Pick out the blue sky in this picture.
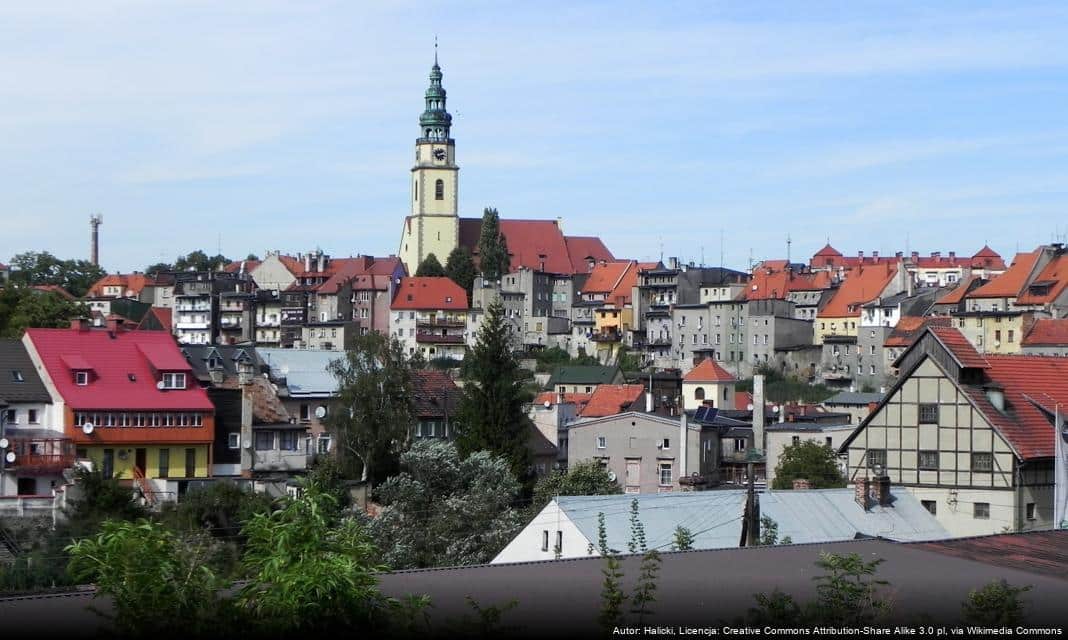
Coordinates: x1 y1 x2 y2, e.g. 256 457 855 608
3 1 1068 273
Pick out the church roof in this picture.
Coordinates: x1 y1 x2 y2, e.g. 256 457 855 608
458 218 614 276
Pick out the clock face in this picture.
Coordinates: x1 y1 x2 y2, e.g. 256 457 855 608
433 148 446 161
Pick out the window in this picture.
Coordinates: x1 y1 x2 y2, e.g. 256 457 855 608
228 433 240 449
158 448 170 479
11 370 24 382
280 431 299 451
555 531 563 555
1026 502 1036 521
435 179 444 200
255 431 274 451
867 448 887 471
918 450 939 470
658 463 672 486
922 500 937 515
734 438 746 452
661 438 670 450
585 386 593 393
185 448 196 478
541 530 549 552
161 373 186 389
597 436 606 449
300 404 311 422
4 409 15 424
918 403 939 424
1008 330 1015 343
825 437 833 447
971 452 993 472
974 502 990 519
318 435 332 454
75 371 89 386
27 409 38 424
694 387 705 401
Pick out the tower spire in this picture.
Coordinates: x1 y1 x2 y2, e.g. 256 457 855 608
419 43 452 142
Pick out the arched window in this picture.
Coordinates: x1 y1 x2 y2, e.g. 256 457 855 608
694 387 705 401
435 179 444 200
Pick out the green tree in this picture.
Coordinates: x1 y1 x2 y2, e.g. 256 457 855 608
771 440 846 490
476 208 510 280
810 552 890 625
7 251 106 297
327 332 415 484
962 579 1032 626
627 499 661 625
63 468 149 539
143 262 173 275
245 253 260 261
304 455 353 513
415 253 447 277
370 440 523 569
758 514 792 546
672 525 695 551
173 250 229 272
596 511 626 634
238 489 390 633
455 298 531 480
747 589 803 626
445 245 477 295
0 287 89 338
531 460 621 514
66 519 227 637
158 481 273 540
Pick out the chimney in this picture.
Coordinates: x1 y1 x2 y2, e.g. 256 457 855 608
911 251 919 260
855 477 871 510
318 253 327 273
792 478 811 490
874 475 892 507
872 251 879 259
752 374 766 454
646 391 654 413
238 360 255 477
895 251 903 258
106 317 124 335
948 251 956 261
304 253 312 272
679 410 688 478
858 250 864 260
70 318 90 332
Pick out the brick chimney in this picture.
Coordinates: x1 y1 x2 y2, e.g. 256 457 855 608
855 477 871 510
792 478 811 490
106 317 125 335
70 318 90 332
874 475 892 507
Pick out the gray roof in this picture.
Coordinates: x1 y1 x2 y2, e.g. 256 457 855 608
823 390 884 406
556 488 947 553
0 339 51 405
257 348 345 397
180 344 262 382
547 365 621 387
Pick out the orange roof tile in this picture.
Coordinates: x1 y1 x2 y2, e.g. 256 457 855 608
391 277 468 310
814 244 843 257
968 251 1042 299
935 275 980 306
884 316 952 348
87 273 156 297
683 358 736 383
577 384 646 418
533 391 593 408
746 264 832 300
1016 254 1068 306
927 326 989 369
1022 318 1068 347
818 263 899 318
458 218 615 275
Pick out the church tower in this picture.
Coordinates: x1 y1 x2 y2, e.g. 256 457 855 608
399 50 460 275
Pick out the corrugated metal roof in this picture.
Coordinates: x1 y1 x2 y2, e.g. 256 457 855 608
258 348 345 397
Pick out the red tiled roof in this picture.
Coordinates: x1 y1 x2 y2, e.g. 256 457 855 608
970 245 1007 271
411 370 461 418
581 261 649 306
533 391 593 409
564 236 615 274
25 327 214 411
458 218 615 275
819 263 899 318
391 277 468 310
968 251 1042 299
934 275 980 306
927 326 990 369
814 244 843 257
734 391 753 409
87 273 156 297
1016 254 1068 305
150 307 172 332
746 264 832 300
683 358 736 383
317 256 404 294
973 245 1001 259
884 316 952 348
1022 318 1068 347
223 260 261 274
577 384 646 418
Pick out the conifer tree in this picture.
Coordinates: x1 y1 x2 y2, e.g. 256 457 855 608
445 246 476 294
477 208 510 280
415 253 446 277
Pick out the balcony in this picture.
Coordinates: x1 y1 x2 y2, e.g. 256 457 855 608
220 318 243 329
256 317 281 327
416 332 465 344
417 317 466 328
647 337 673 347
5 437 76 475
591 330 623 342
175 321 210 330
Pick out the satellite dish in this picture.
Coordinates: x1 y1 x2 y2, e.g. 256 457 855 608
607 471 617 482
156 380 166 390
82 423 95 435
0 438 8 449
544 400 552 408
314 406 327 419
773 405 780 413
746 403 754 411
4 452 14 464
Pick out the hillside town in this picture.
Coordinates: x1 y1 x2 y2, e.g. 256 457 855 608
2 44 1068 638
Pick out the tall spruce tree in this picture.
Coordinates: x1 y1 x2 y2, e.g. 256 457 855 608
445 246 476 294
415 253 446 277
477 208 510 280
455 298 530 479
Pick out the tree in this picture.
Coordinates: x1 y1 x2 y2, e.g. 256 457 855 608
810 552 890 625
7 251 105 297
238 489 391 633
455 298 531 480
445 246 476 295
415 253 446 277
672 525 695 552
143 262 173 275
771 440 846 490
66 520 227 637
758 514 792 546
327 332 415 485
63 468 149 539
369 440 523 569
0 287 89 338
158 481 273 540
962 579 1032 626
531 460 621 514
173 250 229 272
245 253 260 261
476 207 510 280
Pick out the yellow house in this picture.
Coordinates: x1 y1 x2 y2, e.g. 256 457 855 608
950 311 1032 355
816 264 902 344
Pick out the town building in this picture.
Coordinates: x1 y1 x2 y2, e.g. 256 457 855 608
258 347 343 457
547 365 624 394
390 276 469 361
1021 318 1068 356
680 358 736 412
411 369 461 441
764 421 855 488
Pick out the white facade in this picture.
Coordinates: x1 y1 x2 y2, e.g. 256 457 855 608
491 499 593 563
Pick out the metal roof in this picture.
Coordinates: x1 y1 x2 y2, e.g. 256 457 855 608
258 347 345 397
0 339 51 404
823 390 884 405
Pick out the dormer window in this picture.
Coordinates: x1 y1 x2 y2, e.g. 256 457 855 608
11 370 24 383
75 371 89 386
161 373 187 389
208 357 221 370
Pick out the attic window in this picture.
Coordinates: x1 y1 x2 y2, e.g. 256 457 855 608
11 370 24 383
445 296 453 303
208 357 221 369
128 373 137 382
75 371 89 386
407 294 413 302
161 373 186 390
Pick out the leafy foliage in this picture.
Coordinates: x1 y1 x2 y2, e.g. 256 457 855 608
596 512 627 633
7 251 106 298
672 525 695 551
370 440 523 569
476 207 510 280
747 589 803 626
304 455 355 512
174 250 230 272
415 252 446 277
0 286 89 338
444 596 520 638
758 514 792 545
158 481 273 540
962 579 1032 626
67 520 227 637
327 332 415 484
64 468 149 539
445 245 477 295
771 440 846 490
736 365 837 404
455 299 532 480
531 460 621 514
627 499 660 625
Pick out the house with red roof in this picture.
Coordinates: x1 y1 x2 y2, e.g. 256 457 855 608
391 276 469 360
841 324 1066 536
1021 318 1068 356
681 359 737 411
815 262 905 345
578 260 655 360
963 249 1047 312
809 244 1005 288
23 319 216 504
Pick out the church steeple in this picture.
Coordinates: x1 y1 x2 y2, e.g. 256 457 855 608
419 44 452 142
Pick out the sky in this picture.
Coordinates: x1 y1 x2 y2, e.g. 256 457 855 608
3 0 1068 273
